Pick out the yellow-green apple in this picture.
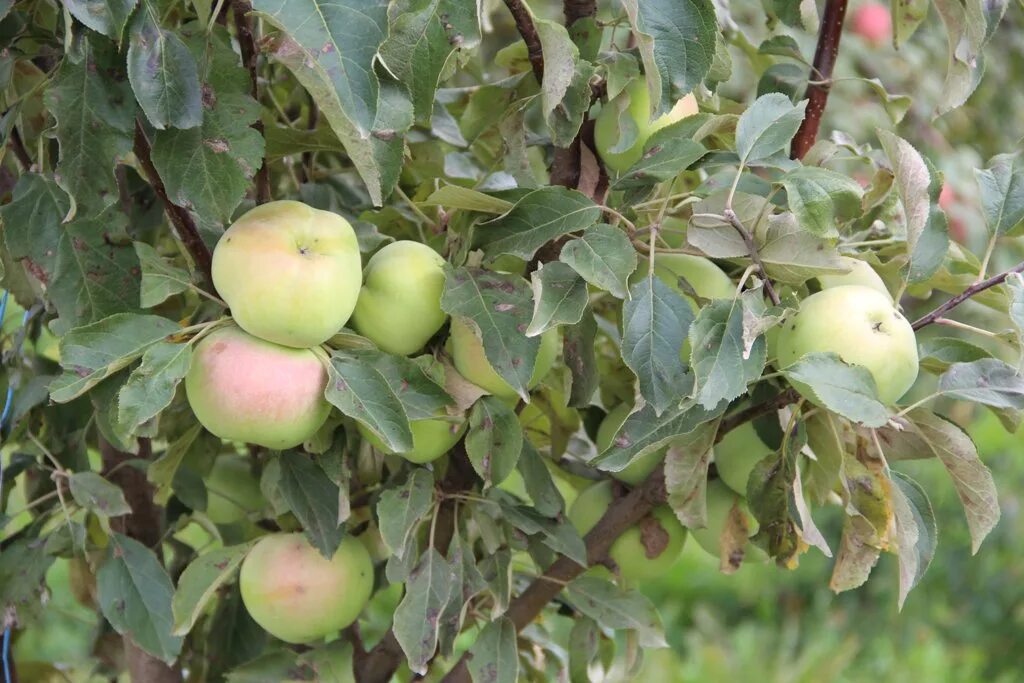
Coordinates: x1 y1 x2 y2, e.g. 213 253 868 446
776 285 919 404
714 422 774 496
447 318 559 399
815 256 891 301
239 533 373 643
351 241 448 355
357 413 466 464
185 325 331 449
691 479 767 562
569 480 686 581
632 253 734 313
594 80 699 172
204 455 264 523
213 200 362 348
596 403 665 486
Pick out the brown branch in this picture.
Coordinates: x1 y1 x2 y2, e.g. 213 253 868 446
439 390 800 683
133 121 217 293
911 260 1024 330
8 127 31 171
232 0 271 204
790 0 849 160
564 0 596 25
100 438 182 683
503 0 544 84
723 208 781 305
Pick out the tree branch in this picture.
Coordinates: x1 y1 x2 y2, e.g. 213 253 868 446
911 260 1024 330
232 0 271 204
503 0 544 84
100 438 182 683
132 121 217 293
790 0 849 160
723 208 781 305
439 390 800 683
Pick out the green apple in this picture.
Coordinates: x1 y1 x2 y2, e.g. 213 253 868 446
569 480 686 582
205 455 264 524
632 253 734 313
498 461 581 510
690 479 767 562
357 413 466 464
776 285 919 404
816 256 891 301
185 325 331 449
596 403 664 486
714 422 775 496
239 532 373 644
351 241 448 355
594 80 699 172
213 200 363 348
658 215 689 248
448 318 559 399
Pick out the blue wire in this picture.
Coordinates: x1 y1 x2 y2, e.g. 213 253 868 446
1 628 9 683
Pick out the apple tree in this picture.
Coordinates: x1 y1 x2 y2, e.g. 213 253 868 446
1 0 1022 681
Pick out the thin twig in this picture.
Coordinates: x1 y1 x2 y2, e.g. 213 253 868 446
132 122 217 293
723 208 781 305
232 0 271 204
911 260 1024 330
503 0 544 84
790 0 849 160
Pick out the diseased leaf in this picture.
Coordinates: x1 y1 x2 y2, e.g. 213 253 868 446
276 452 344 558
68 472 132 518
98 534 183 664
393 549 453 675
466 396 523 487
325 351 413 453
889 471 937 609
563 305 599 407
937 359 1024 409
478 187 600 261
560 224 638 299
63 0 138 40
782 352 892 427
467 617 518 683
689 298 767 410
500 503 587 566
377 468 435 558
566 576 667 649
664 421 719 528
527 262 588 337
172 544 252 635
593 401 726 473
0 538 56 628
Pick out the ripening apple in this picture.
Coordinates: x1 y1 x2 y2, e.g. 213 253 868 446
714 422 775 496
239 533 373 644
691 479 768 562
632 253 735 313
594 80 699 173
351 241 448 356
185 325 331 449
205 455 264 524
357 413 466 464
596 403 665 486
815 256 891 301
213 200 363 348
448 318 559 399
776 285 919 404
569 480 686 582
851 2 892 46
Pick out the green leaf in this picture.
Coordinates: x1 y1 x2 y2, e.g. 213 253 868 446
0 538 57 627
621 276 694 416
932 0 1003 116
889 471 937 609
533 20 594 145
135 242 193 307
276 452 344 558
172 544 252 635
735 93 807 166
566 576 667 649
421 185 514 214
127 1 203 130
468 617 518 683
593 401 725 473
254 0 413 205
325 351 413 452
860 78 912 124
559 224 638 299
621 0 717 115
63 0 138 40
50 314 180 402
515 440 565 517
44 38 135 217
614 127 707 189
918 337 991 374
893 0 929 46
98 534 183 664
339 350 452 420
377 468 434 558
438 534 488 655
563 305 599 408
378 0 481 124
148 424 220 505
782 352 892 427
527 262 588 337
68 471 132 518
118 342 192 434
568 617 602 683
780 166 863 237
690 298 767 410
440 267 538 400
466 396 523 487
1009 273 1024 351
937 359 1024 409
747 424 802 562
393 548 453 675
974 153 1024 236
756 212 846 284
545 59 597 147
477 187 600 261
499 503 587 565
